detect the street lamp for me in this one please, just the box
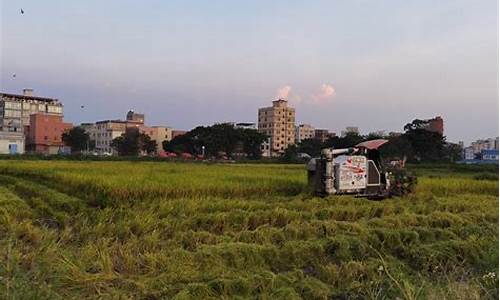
[202,145,205,158]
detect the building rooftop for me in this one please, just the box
[95,119,127,124]
[0,92,60,104]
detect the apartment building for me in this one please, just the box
[94,120,127,154]
[469,137,499,154]
[295,124,315,143]
[0,89,65,154]
[126,110,145,125]
[141,126,172,154]
[26,113,72,154]
[83,111,174,155]
[80,123,97,141]
[258,99,295,155]
[0,89,63,133]
[423,116,444,136]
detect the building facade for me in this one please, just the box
[83,111,147,155]
[0,89,63,133]
[464,147,475,160]
[141,126,172,154]
[258,99,295,155]
[481,149,499,161]
[26,113,72,154]
[470,137,499,154]
[94,120,127,154]
[423,116,444,136]
[0,131,24,154]
[314,129,334,143]
[126,110,145,125]
[295,124,315,143]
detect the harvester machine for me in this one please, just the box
[306,139,416,199]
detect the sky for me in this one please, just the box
[1,0,498,144]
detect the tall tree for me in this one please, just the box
[403,119,446,162]
[111,127,157,156]
[163,124,267,159]
[324,132,364,149]
[62,126,90,153]
[296,138,324,157]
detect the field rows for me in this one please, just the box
[0,161,498,299]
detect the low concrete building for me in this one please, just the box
[0,89,63,133]
[141,126,172,154]
[296,124,315,143]
[94,120,127,154]
[481,149,499,161]
[26,113,72,154]
[0,131,24,154]
[464,147,475,160]
[314,129,336,143]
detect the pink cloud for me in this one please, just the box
[312,84,336,104]
[275,85,292,100]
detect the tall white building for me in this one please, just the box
[258,99,296,155]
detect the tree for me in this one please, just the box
[379,135,414,161]
[403,119,430,131]
[239,128,267,159]
[402,119,446,162]
[281,144,299,162]
[163,124,267,159]
[111,127,157,156]
[325,132,364,149]
[443,142,463,162]
[142,134,158,155]
[296,138,323,157]
[62,126,90,153]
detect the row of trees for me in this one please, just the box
[163,123,267,159]
[284,119,463,163]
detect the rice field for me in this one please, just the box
[0,160,498,299]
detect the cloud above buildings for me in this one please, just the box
[275,85,292,100]
[311,84,336,104]
[275,85,302,104]
[275,84,335,105]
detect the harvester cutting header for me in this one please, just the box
[307,139,415,199]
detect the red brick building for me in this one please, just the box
[424,116,444,136]
[26,113,73,154]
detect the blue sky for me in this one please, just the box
[1,0,498,143]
